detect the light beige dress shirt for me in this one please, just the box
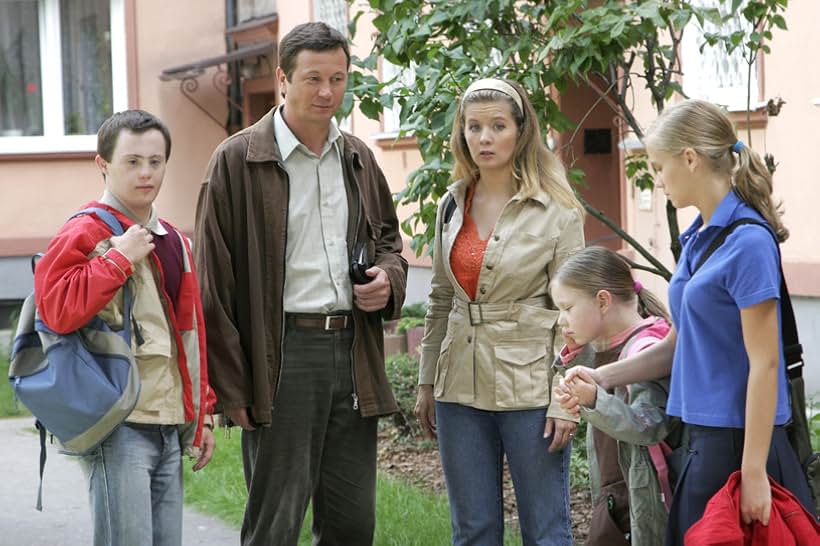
[273,107,352,313]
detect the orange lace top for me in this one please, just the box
[450,184,492,301]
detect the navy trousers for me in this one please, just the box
[665,424,815,545]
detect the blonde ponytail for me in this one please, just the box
[734,144,789,242]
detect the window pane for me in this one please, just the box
[314,0,348,36]
[682,0,757,109]
[238,0,276,23]
[61,0,112,135]
[0,1,44,136]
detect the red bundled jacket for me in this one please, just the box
[685,471,819,545]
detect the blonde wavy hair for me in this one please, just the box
[645,99,788,242]
[450,79,584,216]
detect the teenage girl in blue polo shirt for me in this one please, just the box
[559,99,814,544]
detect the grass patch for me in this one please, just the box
[184,431,523,545]
[0,352,30,418]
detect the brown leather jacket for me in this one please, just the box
[194,109,407,422]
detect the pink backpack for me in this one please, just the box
[619,330,677,512]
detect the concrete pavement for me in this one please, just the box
[0,417,239,545]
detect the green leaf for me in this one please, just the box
[610,19,626,40]
[359,99,382,121]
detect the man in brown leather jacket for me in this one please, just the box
[194,21,407,546]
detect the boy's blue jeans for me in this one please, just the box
[79,422,183,546]
[436,402,573,546]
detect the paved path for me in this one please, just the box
[0,417,239,545]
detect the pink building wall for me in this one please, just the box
[0,0,227,253]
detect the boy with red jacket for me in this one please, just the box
[34,109,216,546]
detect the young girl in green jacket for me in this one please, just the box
[552,246,680,546]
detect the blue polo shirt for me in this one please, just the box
[667,189,791,428]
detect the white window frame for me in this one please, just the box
[313,0,352,132]
[0,0,128,155]
[379,59,416,138]
[681,0,761,111]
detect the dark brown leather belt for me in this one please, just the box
[286,313,353,331]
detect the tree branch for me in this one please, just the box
[585,74,643,138]
[579,195,673,280]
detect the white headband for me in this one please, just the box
[463,78,524,113]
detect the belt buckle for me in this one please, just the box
[468,303,483,326]
[324,315,348,330]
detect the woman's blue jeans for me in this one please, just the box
[79,422,183,546]
[436,401,573,546]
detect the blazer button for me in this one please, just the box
[493,235,500,241]
[485,264,493,270]
[480,287,486,294]
[467,336,472,343]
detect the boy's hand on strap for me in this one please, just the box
[110,224,154,263]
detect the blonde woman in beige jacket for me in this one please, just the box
[414,78,585,546]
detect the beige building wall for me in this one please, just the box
[0,0,227,252]
[627,1,820,293]
[139,0,228,232]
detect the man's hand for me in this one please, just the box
[544,417,576,452]
[110,224,154,263]
[414,385,437,439]
[192,425,215,472]
[353,266,391,312]
[226,407,256,431]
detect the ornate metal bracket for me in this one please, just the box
[177,67,244,131]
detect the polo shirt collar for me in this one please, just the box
[273,106,341,161]
[707,188,744,228]
[678,188,742,245]
[99,191,168,235]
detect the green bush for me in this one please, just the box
[396,316,425,334]
[809,398,820,453]
[400,303,427,319]
[569,420,589,490]
[0,352,29,418]
[385,352,421,439]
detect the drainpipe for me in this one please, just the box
[225,0,242,133]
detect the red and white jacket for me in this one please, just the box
[34,198,215,454]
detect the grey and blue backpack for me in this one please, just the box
[8,207,141,509]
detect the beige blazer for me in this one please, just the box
[418,179,585,411]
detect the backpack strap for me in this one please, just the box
[68,207,133,343]
[442,194,457,224]
[691,218,803,379]
[648,441,674,511]
[71,207,126,237]
[616,323,676,511]
[35,420,47,511]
